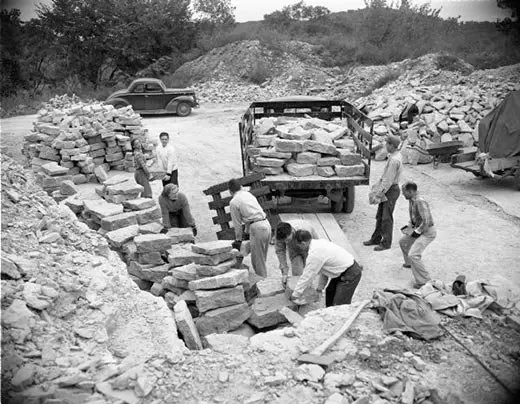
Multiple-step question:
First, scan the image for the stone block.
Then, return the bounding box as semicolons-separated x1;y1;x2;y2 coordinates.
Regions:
174;300;203;350
162;276;189;291
195;303;252;336
139;222;163;234
253;166;283;175
64;198;84;214
296;152;321;164
286;163;316;177
72;174;88;185
189;270;249;291
87;135;103;144
285;276;319;303
150;282;166;297
105;224;139;248
304;140;337;155
205;333;250;354
105;152;124;162
169;247;234;267
105;181;144;196
259;149;292;159
256;135;277;147
136;252;164;266
135;206;162;225
100;211;138;231
255;157;286;167
256;277;285;297
335;164;365;177
71;153;89;161
247;293;297;329
317;157;341;166
166;227;195;244
274;139;304;153
41;162;69;176
59;180;78;196
276;127;312;141
134;234;173;253
94;166;108;183
128;262;170;283
196;260;236;278
90;149;106;158
122;198;156;211
89;142;106;151
317;166;335;177
195;285;245;313
83;199;123;219
338;150;362;166
191;240;233;256
170;263;199;281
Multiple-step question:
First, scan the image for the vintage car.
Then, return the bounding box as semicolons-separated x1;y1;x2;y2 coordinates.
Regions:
105;78;199;116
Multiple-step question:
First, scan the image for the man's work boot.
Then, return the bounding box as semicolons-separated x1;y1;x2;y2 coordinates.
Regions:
374;244;390;251
363;240;379;246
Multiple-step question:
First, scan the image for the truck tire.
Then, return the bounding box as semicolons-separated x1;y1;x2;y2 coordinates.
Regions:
342;186;355;213
176;102;192;117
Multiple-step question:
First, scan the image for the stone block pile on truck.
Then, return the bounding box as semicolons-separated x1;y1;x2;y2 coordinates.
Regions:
239;97;373;213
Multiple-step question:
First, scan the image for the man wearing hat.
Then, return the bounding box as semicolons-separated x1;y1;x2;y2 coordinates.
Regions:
363;135;403;251
159;183;197;236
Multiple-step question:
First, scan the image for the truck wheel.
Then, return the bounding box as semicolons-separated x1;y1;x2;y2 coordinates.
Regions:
177;102;192;117
342;186;355;213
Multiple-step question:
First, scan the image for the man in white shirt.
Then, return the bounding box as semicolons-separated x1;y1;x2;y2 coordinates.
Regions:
156;132;178;187
229;179;271;277
290;230;362;307
275;220;319;281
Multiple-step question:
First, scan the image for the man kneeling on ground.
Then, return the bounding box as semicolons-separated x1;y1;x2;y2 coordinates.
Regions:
290;230;362;307
275;220;319;284
159;184;197;236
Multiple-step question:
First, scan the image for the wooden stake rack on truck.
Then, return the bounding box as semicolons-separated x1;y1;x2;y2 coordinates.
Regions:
239;97;373;213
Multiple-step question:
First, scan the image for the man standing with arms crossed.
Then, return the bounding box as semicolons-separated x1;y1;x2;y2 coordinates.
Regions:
399;182;436;288
229;179;271;277
364;135;403;251
156;132;178;187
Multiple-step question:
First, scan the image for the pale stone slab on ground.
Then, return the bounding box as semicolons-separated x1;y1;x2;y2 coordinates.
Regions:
122;198;156;211
335;164;365;177
174;300;203;350
195;285;245;313
188;269;249;291
286;163;316;177
135;206;162;225
134;234;173;253
247;293;297;329
94;166;108;183
41;162;69;176
170;263;199;281
84;199;123;218
191;240;233;256
256;277;285;298
195;303;252;336
100;211;138;232
166;227;195;244
128;262;170;283
205;333;250;354
195;260;236;277
105;225;139;248
139;222;163;234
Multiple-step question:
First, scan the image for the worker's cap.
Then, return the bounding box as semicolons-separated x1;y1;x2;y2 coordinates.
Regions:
386;135;401;148
163;183;179;199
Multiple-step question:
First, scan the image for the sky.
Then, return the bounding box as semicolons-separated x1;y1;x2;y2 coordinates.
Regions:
1;0;511;22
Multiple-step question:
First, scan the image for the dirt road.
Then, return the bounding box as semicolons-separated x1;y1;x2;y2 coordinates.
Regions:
2;106;520;403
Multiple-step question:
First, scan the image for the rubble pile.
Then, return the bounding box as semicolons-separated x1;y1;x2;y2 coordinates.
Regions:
1;153;188;404
22;97;157;194
247;116;364;178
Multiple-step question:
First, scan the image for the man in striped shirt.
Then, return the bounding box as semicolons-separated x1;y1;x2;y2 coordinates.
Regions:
399;181;436;288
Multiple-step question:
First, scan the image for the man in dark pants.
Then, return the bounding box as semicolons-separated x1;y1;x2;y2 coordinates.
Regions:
364;135;403;251
156;132;178;187
289;230;362;307
159;184;197;236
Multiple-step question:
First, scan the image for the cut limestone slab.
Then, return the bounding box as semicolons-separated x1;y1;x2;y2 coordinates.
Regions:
188;270;249;291
162;276;189;291
247;293;297;329
304;140;337;155
195;303;252;336
83;200;123;219
128;262;170;283
135;206;162;225
64;198;84;214
285;276;319;303
259;149;292;159
105;225;139;248
139;222;163;235
41;162;69;176
195;285;245;313
196;260;236;277
136;252;164;266
170;263;199;281
191;241;233;256
317;166;335;177
256;278;285;298
317;157;341;166
169;247;234;267
296;152;321;164
59;180;79;196
122;198;156;211
134;234;173;253
94;166;108;183
205;334;250;354
335;164;365;177
256;135;276;147
274;139;304;153
100;211;138;232
286;163;316;177
150;282;166;297
337;150;362;166
166;227;195;244
255;157;286;167
174;300;203;350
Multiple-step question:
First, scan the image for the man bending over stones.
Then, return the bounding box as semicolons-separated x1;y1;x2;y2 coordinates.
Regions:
290;229;362;307
159;184;197;236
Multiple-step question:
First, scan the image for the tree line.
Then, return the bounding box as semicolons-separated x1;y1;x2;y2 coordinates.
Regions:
1;0;518;100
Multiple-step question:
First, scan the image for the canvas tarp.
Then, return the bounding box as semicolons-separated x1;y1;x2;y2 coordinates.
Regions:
478;91;520;158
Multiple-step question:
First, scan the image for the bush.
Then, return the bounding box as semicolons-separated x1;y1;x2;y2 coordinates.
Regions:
435;54;463;71
248;61;271;85
373;68;401;89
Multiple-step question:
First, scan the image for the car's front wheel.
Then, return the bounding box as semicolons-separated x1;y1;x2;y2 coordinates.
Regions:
176;102;192;117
